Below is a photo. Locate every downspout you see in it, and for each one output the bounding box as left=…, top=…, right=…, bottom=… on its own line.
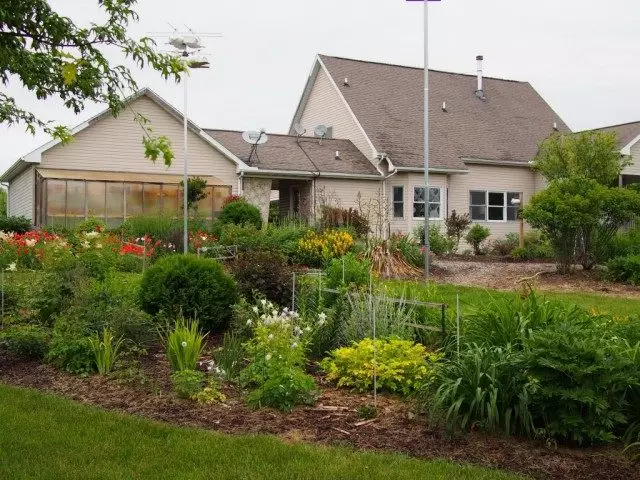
left=382, top=168, right=398, bottom=240
left=238, top=171, right=244, bottom=195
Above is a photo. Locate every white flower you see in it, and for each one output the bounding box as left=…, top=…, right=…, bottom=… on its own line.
left=82, top=241, right=90, bottom=249
left=265, top=353, right=272, bottom=361
left=95, top=243, right=103, bottom=249
left=304, top=326, right=312, bottom=333
left=260, top=299, right=267, bottom=306
left=246, top=319, right=253, bottom=326
left=6, top=262, right=16, bottom=272
left=201, top=247, right=209, bottom=253
left=181, top=341, right=188, bottom=348
left=272, top=310, right=278, bottom=317
left=85, top=231, right=100, bottom=238
left=25, top=239, right=36, bottom=247
left=317, top=312, right=327, bottom=326
left=283, top=307, right=289, bottom=313
left=252, top=306, right=259, bottom=314
left=291, top=342, right=298, bottom=349
left=293, top=326, right=302, bottom=337
left=201, top=236, right=207, bottom=241
left=267, top=334, right=274, bottom=340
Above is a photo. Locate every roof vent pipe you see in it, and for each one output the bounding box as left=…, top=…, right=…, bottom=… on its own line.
left=475, top=55, right=485, bottom=99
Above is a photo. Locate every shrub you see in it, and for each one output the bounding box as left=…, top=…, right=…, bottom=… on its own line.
left=426, top=344, right=534, bottom=436
left=524, top=321, right=637, bottom=444
left=296, top=229, right=353, bottom=267
left=609, top=227, right=640, bottom=259
left=140, top=255, right=237, bottom=333
left=607, top=255, right=640, bottom=285
left=89, top=328, right=124, bottom=375
left=325, top=254, right=371, bottom=289
left=240, top=300, right=320, bottom=411
left=320, top=338, right=441, bottom=395
left=218, top=200, right=262, bottom=229
left=413, top=224, right=453, bottom=255
left=74, top=217, right=106, bottom=234
left=193, top=379, right=227, bottom=404
left=46, top=333, right=95, bottom=375
left=227, top=250, right=294, bottom=307
left=162, top=318, right=207, bottom=372
left=390, top=234, right=423, bottom=268
left=320, top=206, right=370, bottom=237
left=445, top=210, right=472, bottom=253
left=491, top=234, right=519, bottom=257
left=171, top=369, right=205, bottom=398
left=465, top=224, right=491, bottom=255
left=0, top=215, right=32, bottom=233
left=510, top=231, right=554, bottom=261
left=0, top=324, right=50, bottom=359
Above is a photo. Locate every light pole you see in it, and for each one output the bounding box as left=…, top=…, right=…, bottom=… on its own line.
left=511, top=197, right=524, bottom=248
left=422, top=0, right=430, bottom=278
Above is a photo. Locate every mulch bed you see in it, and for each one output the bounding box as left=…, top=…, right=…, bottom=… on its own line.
left=1, top=349, right=638, bottom=480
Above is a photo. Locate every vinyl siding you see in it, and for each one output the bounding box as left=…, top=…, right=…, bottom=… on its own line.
left=40, top=96, right=238, bottom=190
left=387, top=173, right=448, bottom=237
left=624, top=141, right=640, bottom=176
left=298, top=68, right=376, bottom=161
left=448, top=165, right=537, bottom=239
left=8, top=166, right=34, bottom=220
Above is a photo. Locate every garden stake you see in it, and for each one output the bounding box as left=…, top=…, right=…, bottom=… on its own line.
left=440, top=304, right=446, bottom=343
left=342, top=257, right=345, bottom=285
left=1, top=266, right=4, bottom=329
left=291, top=271, right=296, bottom=312
left=456, top=294, right=460, bottom=358
left=143, top=243, right=146, bottom=272
left=369, top=273, right=377, bottom=408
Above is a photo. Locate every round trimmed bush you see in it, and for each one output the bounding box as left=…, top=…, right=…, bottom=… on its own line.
left=218, top=200, right=262, bottom=229
left=139, top=255, right=238, bottom=333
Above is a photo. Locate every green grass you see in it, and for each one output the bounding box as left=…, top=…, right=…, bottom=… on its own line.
left=0, top=385, right=521, bottom=480
left=384, top=281, right=640, bottom=318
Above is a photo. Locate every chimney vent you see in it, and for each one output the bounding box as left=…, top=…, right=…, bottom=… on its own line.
left=335, top=150, right=340, bottom=159
left=343, top=77, right=349, bottom=86
left=553, top=122, right=558, bottom=131
left=475, top=55, right=485, bottom=100
left=442, top=101, right=447, bottom=112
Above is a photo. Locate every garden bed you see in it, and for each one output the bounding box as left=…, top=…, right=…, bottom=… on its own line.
left=1, top=349, right=637, bottom=480
left=432, top=258, right=640, bottom=298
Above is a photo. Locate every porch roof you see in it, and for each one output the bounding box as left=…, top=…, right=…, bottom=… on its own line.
left=204, top=129, right=381, bottom=177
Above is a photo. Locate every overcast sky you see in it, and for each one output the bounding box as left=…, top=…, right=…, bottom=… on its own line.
left=2, top=0, right=640, bottom=172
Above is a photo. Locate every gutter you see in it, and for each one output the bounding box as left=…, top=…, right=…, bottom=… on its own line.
left=241, top=169, right=383, bottom=180
left=462, top=158, right=532, bottom=168
left=394, top=166, right=469, bottom=174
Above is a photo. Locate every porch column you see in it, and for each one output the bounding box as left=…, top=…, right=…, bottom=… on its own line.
left=242, top=177, right=272, bottom=225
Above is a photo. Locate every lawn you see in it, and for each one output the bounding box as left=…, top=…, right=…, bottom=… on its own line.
left=0, top=385, right=521, bottom=480
left=384, top=280, right=640, bottom=317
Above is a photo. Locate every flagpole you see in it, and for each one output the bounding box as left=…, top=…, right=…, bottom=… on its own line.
left=423, top=0, right=430, bottom=278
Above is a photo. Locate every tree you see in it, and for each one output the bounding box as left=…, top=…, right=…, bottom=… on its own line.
left=465, top=224, right=491, bottom=256
left=445, top=210, right=471, bottom=253
left=180, top=177, right=209, bottom=211
left=522, top=178, right=640, bottom=272
left=532, top=131, right=631, bottom=186
left=0, top=188, right=6, bottom=217
left=1, top=0, right=185, bottom=165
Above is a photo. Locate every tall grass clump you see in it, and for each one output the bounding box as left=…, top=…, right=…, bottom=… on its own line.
left=89, top=328, right=124, bottom=375
left=162, top=318, right=207, bottom=372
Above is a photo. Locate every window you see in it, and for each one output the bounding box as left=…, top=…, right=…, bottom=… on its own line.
left=392, top=186, right=404, bottom=218
left=469, top=190, right=521, bottom=222
left=413, top=186, right=441, bottom=219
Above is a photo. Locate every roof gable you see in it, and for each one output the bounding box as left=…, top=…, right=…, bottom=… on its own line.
left=317, top=55, right=571, bottom=170
left=591, top=120, right=640, bottom=154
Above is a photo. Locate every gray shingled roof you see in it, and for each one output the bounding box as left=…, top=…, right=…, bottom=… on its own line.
left=204, top=129, right=380, bottom=176
left=319, top=55, right=571, bottom=170
left=591, top=121, right=640, bottom=149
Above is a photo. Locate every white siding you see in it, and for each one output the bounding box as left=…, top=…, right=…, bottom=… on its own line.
left=448, top=165, right=537, bottom=239
left=299, top=68, right=376, bottom=160
left=8, top=166, right=35, bottom=220
left=40, top=96, right=238, bottom=190
left=624, top=142, right=640, bottom=176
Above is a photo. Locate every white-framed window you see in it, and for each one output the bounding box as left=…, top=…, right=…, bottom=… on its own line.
left=413, top=186, right=442, bottom=219
left=392, top=186, right=404, bottom=219
left=469, top=190, right=521, bottom=222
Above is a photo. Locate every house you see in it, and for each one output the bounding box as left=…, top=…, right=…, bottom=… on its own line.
left=2, top=54, right=574, bottom=239
left=591, top=120, right=640, bottom=186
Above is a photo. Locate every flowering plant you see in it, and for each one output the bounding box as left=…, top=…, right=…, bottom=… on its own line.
left=189, top=230, right=217, bottom=252
left=240, top=299, right=325, bottom=411
left=297, top=229, right=354, bottom=267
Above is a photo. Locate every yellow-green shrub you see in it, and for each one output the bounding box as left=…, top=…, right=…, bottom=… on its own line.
left=297, top=229, right=353, bottom=267
left=320, top=338, right=442, bottom=395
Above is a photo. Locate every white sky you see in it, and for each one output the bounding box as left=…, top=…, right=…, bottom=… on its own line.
left=2, top=0, right=640, bottom=173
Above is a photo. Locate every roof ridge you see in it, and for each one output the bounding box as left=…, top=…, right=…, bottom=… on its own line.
left=318, top=54, right=526, bottom=84
left=589, top=119, right=640, bottom=131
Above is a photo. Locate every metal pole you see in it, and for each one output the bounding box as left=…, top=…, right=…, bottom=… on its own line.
left=183, top=70, right=189, bottom=254
left=456, top=294, right=460, bottom=358
left=291, top=271, right=296, bottom=312
left=423, top=0, right=431, bottom=278
left=370, top=273, right=377, bottom=408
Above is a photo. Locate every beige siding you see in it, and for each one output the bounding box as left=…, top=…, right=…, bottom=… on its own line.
left=41, top=96, right=238, bottom=190
left=315, top=178, right=383, bottom=232
left=386, top=173, right=448, bottom=237
left=448, top=165, right=537, bottom=239
left=299, top=68, right=376, bottom=160
left=8, top=166, right=35, bottom=220
left=624, top=142, right=640, bottom=176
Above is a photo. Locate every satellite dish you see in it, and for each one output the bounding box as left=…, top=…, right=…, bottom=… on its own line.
left=168, top=36, right=204, bottom=50
left=242, top=130, right=268, bottom=145
left=314, top=124, right=328, bottom=138
left=186, top=56, right=210, bottom=68
left=294, top=122, right=306, bottom=136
